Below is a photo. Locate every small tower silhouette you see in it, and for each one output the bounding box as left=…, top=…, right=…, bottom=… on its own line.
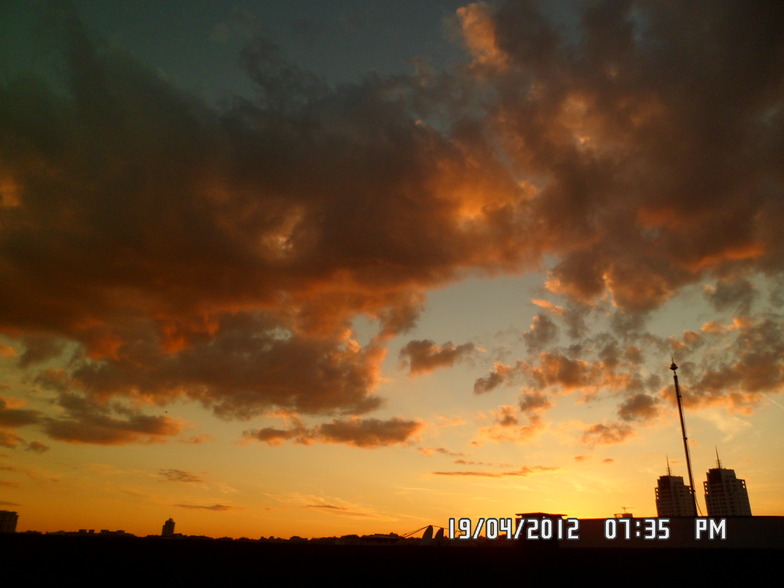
left=162, top=518, right=176, bottom=537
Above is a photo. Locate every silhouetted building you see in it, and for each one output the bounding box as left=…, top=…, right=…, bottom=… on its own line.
left=0, top=510, right=19, bottom=533
left=162, top=518, right=176, bottom=537
left=704, top=455, right=752, bottom=517
left=655, top=458, right=695, bottom=517
left=656, top=473, right=695, bottom=517
left=656, top=459, right=697, bottom=517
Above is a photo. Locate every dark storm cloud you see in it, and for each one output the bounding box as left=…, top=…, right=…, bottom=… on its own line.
left=460, top=0, right=784, bottom=309
left=398, top=339, right=476, bottom=375
left=0, top=4, right=527, bottom=431
left=1, top=1, right=782, bottom=444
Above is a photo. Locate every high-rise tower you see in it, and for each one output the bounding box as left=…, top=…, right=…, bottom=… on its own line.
left=162, top=518, right=176, bottom=537
left=703, top=451, right=752, bottom=517
left=655, top=458, right=695, bottom=517
left=0, top=510, right=19, bottom=533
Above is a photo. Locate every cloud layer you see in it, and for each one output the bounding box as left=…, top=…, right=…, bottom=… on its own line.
left=1, top=1, right=782, bottom=446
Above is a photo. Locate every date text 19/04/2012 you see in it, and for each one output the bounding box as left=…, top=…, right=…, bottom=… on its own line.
left=447, top=518, right=728, bottom=541
left=448, top=517, right=579, bottom=540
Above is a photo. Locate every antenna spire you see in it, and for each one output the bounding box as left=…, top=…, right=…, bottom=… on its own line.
left=715, top=447, right=722, bottom=469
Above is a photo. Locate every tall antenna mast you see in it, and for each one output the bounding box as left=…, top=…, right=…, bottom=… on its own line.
left=670, top=360, right=698, bottom=516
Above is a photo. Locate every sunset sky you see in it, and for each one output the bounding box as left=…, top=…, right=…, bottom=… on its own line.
left=1, top=0, right=783, bottom=540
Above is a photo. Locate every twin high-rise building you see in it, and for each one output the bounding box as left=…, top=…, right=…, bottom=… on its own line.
left=655, top=458, right=752, bottom=517
left=655, top=471, right=695, bottom=517
left=704, top=459, right=752, bottom=517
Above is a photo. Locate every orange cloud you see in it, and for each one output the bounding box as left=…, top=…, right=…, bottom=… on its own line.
left=399, top=339, right=476, bottom=375
left=582, top=422, right=634, bottom=446
left=160, top=469, right=203, bottom=483
left=473, top=405, right=546, bottom=445
left=433, top=465, right=556, bottom=477
left=245, top=416, right=423, bottom=449
left=456, top=2, right=509, bottom=72
left=531, top=299, right=565, bottom=316
left=176, top=504, right=236, bottom=511
left=0, top=344, right=17, bottom=358
left=41, top=393, right=183, bottom=445
left=0, top=396, right=42, bottom=428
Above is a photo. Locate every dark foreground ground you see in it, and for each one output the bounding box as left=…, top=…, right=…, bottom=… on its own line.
left=2, top=533, right=779, bottom=583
